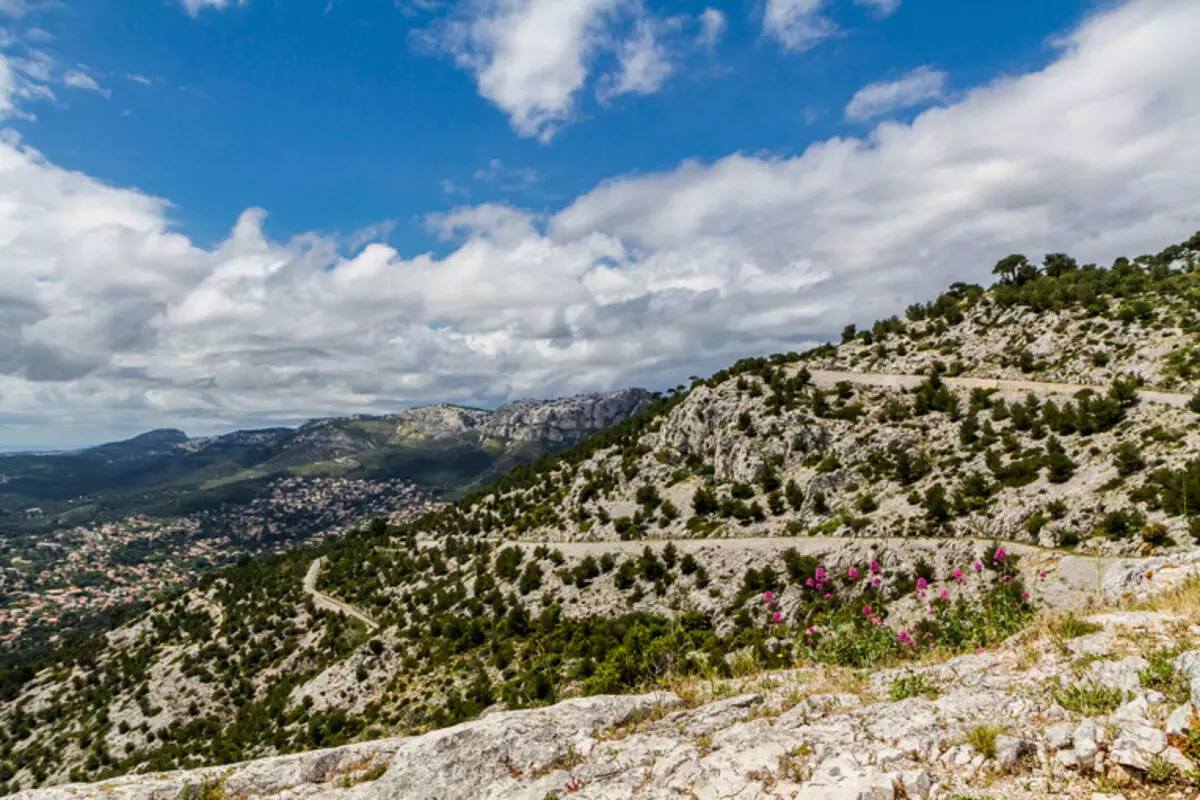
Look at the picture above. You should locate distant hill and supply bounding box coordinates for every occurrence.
[0,388,654,528]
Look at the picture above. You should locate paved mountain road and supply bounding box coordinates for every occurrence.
[303,557,379,630]
[806,370,1193,408]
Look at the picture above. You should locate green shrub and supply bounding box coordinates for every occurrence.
[889,672,940,701]
[1052,681,1126,714]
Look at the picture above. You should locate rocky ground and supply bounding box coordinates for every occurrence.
[19,574,1200,800]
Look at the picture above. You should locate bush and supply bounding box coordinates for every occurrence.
[964,724,1003,759]
[889,672,940,701]
[1093,508,1146,539]
[495,547,523,581]
[1112,442,1145,476]
[518,563,543,595]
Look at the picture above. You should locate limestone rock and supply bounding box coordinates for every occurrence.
[797,756,896,800]
[1087,656,1149,695]
[1167,703,1196,736]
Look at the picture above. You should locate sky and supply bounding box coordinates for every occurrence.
[1,0,1199,448]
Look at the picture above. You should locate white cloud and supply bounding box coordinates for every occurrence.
[762,0,832,52]
[63,70,111,98]
[0,0,29,17]
[3,0,1200,446]
[126,73,152,86]
[596,15,676,102]
[764,0,898,51]
[474,158,539,189]
[428,0,629,141]
[181,0,248,17]
[424,0,709,140]
[696,7,725,48]
[844,65,945,121]
[855,0,899,16]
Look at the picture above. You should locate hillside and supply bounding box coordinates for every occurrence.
[0,390,651,677]
[15,576,1200,799]
[3,235,1200,796]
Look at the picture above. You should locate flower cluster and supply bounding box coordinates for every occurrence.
[771,545,1038,668]
[763,590,783,624]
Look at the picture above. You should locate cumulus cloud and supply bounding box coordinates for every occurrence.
[596,15,677,102]
[844,65,945,121]
[764,0,898,51]
[3,0,1200,446]
[63,69,110,98]
[424,0,711,140]
[181,0,248,17]
[427,0,629,140]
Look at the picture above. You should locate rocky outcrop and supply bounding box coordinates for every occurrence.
[480,388,654,444]
[389,389,653,446]
[390,404,492,440]
[22,610,1200,800]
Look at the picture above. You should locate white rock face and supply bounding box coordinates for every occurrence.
[17,613,1200,800]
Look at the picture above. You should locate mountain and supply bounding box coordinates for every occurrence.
[0,388,654,521]
[3,233,1200,795]
[0,389,652,681]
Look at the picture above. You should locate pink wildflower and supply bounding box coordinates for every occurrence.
[1021,591,1030,601]
[763,591,774,604]
[862,605,872,616]
[1003,575,1012,583]
[824,593,833,600]
[897,630,913,645]
[871,577,881,587]
[916,577,928,591]
[772,611,783,624]
[806,578,815,588]
[939,589,950,601]
[952,567,963,580]
[976,647,984,654]
[869,560,881,574]
[847,567,859,581]
[973,561,983,572]
[994,547,1007,563]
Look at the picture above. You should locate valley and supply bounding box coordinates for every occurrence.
[0,390,652,667]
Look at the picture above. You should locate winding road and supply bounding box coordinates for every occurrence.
[806,369,1193,408]
[303,557,378,630]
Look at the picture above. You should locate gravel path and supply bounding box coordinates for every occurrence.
[807,369,1193,408]
[303,557,378,630]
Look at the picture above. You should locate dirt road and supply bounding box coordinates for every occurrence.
[807,370,1192,408]
[303,557,378,630]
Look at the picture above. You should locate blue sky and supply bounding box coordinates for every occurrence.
[25,0,1091,251]
[1,0,1199,447]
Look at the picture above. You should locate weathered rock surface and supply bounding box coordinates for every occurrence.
[21,607,1200,800]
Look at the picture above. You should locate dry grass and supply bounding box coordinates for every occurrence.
[1137,572,1200,616]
